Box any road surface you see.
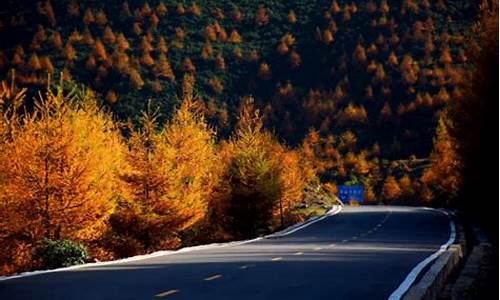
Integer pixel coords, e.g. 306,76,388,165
0,206,453,300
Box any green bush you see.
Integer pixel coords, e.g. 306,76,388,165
34,239,89,270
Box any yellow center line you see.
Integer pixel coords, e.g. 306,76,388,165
155,289,179,298
294,252,303,255
204,274,223,281
271,257,283,261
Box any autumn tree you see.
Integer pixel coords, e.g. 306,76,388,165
258,62,272,80
103,26,116,45
63,42,76,62
110,75,217,255
420,116,460,203
353,43,367,64
128,68,144,90
183,58,196,73
93,39,107,61
157,36,168,54
28,53,42,71
229,29,242,43
156,2,167,16
153,54,175,81
105,90,117,104
288,10,297,23
220,99,305,237
381,175,401,201
116,33,130,52
0,82,125,273
190,3,202,17
255,5,269,26
399,175,415,198
95,9,108,26
51,31,63,49
83,8,95,25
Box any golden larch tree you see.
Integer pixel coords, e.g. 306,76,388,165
0,81,125,273
112,75,217,254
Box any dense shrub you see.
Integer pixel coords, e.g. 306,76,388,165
34,239,89,270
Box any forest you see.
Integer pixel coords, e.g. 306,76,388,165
0,0,497,275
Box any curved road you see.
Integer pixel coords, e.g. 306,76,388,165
0,206,452,300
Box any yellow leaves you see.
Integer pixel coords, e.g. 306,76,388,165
420,115,460,202
229,29,242,44
0,82,125,247
117,77,217,250
335,103,369,126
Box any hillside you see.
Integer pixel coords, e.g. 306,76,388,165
0,0,477,154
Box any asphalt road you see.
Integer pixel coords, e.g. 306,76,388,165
0,206,452,300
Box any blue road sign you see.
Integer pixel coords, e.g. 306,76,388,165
337,185,364,203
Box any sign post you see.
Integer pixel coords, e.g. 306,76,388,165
337,185,364,204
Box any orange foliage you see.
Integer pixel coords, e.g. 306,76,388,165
0,83,125,273
229,29,242,43
232,7,243,22
103,26,116,44
112,76,217,253
83,8,95,25
154,54,175,81
255,5,269,26
381,175,401,200
335,103,369,126
420,116,460,202
288,10,297,23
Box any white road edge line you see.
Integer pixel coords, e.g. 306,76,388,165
266,202,343,238
0,201,344,282
387,208,455,300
